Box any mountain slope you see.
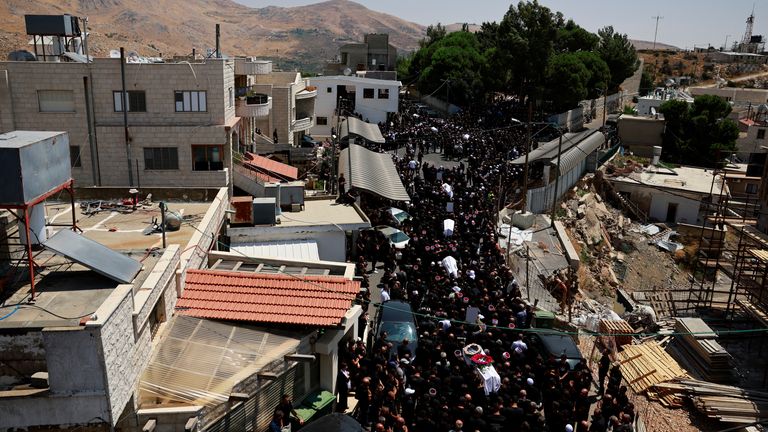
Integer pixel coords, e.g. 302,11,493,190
0,0,425,71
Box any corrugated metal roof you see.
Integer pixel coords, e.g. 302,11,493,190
244,153,299,180
177,270,359,327
342,117,385,144
339,144,410,202
231,239,320,261
509,130,597,165
550,131,605,174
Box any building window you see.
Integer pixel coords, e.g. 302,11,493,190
69,146,82,168
228,87,234,108
378,88,390,99
316,117,328,126
144,147,179,170
363,88,374,99
758,128,766,140
326,87,333,93
192,145,224,171
175,90,207,112
38,90,74,112
113,91,147,112
746,183,759,194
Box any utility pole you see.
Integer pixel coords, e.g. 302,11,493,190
550,131,564,227
119,47,133,187
651,15,664,50
520,102,533,213
724,34,731,51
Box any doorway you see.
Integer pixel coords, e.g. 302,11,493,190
665,202,678,223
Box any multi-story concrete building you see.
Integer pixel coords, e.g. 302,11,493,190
324,34,398,76
233,57,316,149
309,75,400,137
0,56,316,190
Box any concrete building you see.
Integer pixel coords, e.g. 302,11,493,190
708,51,768,64
0,58,238,189
759,156,768,234
324,34,398,76
636,87,694,116
234,57,316,148
608,166,728,224
617,115,665,158
309,75,401,137
689,87,768,104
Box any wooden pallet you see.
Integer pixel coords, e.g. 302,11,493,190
599,319,635,347
616,342,689,394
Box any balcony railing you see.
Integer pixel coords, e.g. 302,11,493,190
234,58,273,76
235,96,271,118
291,116,313,131
295,87,317,100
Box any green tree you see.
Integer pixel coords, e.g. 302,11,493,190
639,68,654,96
555,20,599,52
420,23,447,48
412,32,485,105
659,95,738,167
546,53,590,112
573,51,611,98
597,26,639,90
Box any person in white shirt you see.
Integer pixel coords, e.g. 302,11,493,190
381,286,391,302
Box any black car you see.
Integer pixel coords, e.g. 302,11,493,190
373,300,418,360
529,330,584,370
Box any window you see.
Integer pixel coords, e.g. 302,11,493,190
228,87,234,108
316,117,328,126
746,183,759,194
174,90,207,112
192,145,224,171
38,90,74,112
113,91,147,112
378,88,390,99
758,128,766,140
69,146,82,168
144,147,179,170
363,88,374,99
326,87,333,93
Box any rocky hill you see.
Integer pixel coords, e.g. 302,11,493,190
0,0,425,71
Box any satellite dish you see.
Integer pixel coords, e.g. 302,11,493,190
109,49,120,58
343,67,352,76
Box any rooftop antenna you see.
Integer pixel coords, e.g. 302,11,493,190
741,5,755,47
652,15,664,50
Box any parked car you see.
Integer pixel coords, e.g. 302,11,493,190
528,330,585,370
300,134,320,148
385,207,412,227
373,300,419,360
375,225,410,249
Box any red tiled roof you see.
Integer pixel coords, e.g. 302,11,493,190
245,153,299,180
177,270,360,327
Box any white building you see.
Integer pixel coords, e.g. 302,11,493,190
309,76,400,137
636,87,694,116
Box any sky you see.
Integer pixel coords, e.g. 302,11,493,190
233,0,766,50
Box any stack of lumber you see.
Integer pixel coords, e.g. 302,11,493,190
654,379,768,423
615,341,688,404
599,319,635,347
668,318,733,383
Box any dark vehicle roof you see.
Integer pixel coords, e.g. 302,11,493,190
379,300,415,322
532,330,583,360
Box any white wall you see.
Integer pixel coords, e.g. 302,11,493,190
228,226,347,262
309,77,399,137
648,192,702,224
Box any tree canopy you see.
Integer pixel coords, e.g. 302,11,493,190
402,1,638,112
659,95,739,167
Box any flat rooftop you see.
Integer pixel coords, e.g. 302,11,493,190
47,200,212,251
276,199,368,228
611,166,725,195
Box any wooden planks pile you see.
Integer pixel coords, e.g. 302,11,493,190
654,379,768,423
668,318,733,383
615,341,688,397
599,319,635,347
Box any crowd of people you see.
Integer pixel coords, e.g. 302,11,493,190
326,100,634,432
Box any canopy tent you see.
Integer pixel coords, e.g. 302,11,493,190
509,130,599,166
338,144,410,202
341,117,385,144
549,131,604,174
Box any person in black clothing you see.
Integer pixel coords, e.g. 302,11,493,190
275,394,303,430
598,349,611,395
336,362,351,412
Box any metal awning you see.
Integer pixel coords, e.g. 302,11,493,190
550,131,605,174
43,229,142,283
231,239,320,261
339,144,410,202
509,130,596,165
341,117,385,144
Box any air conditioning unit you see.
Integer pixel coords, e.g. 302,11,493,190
291,203,302,212
252,197,277,225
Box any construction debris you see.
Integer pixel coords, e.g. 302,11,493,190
598,319,635,347
654,379,768,423
615,341,689,394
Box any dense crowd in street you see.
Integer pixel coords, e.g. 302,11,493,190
322,101,637,432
